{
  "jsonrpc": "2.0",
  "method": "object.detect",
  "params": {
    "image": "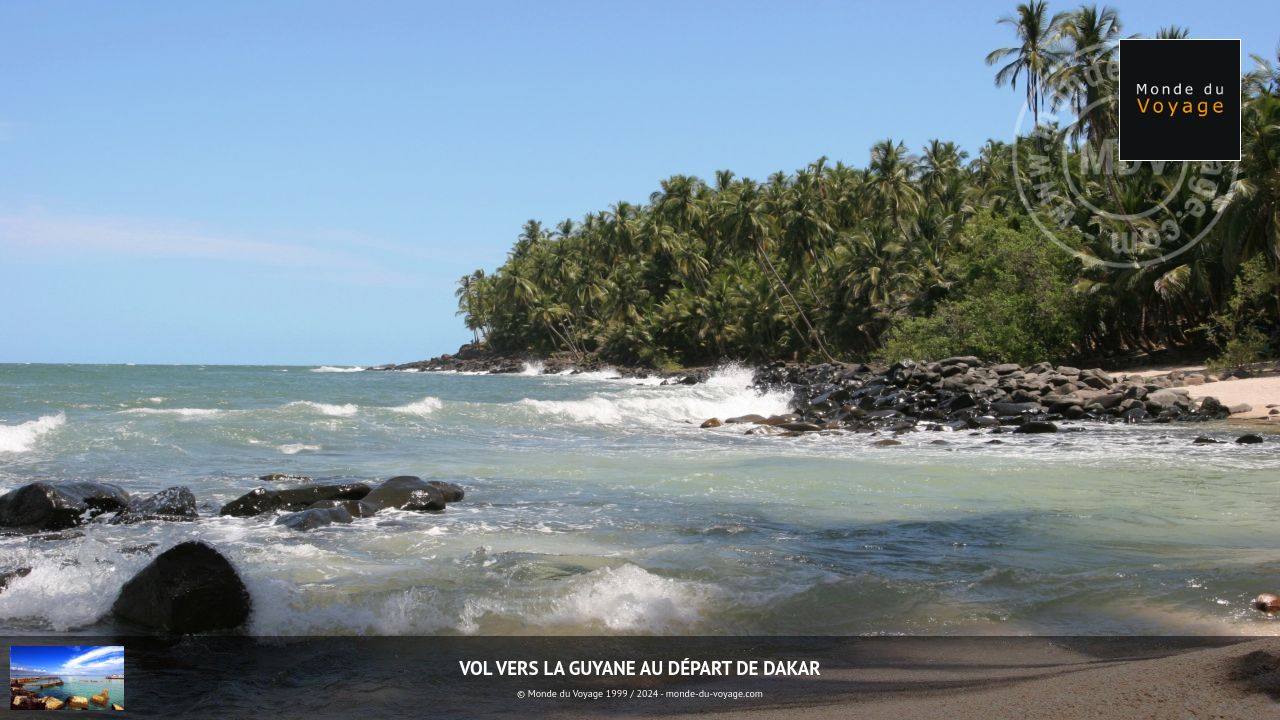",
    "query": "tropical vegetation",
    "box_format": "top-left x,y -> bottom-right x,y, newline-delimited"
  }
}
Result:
456,4 -> 1279,369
